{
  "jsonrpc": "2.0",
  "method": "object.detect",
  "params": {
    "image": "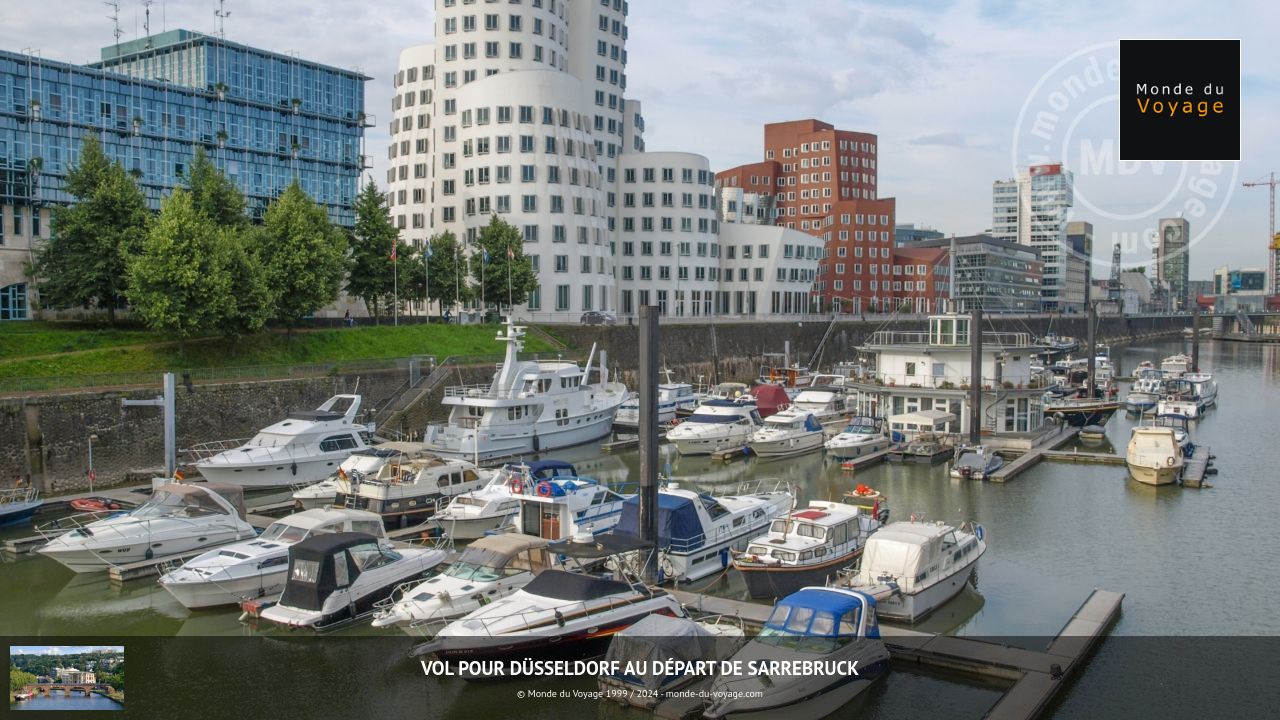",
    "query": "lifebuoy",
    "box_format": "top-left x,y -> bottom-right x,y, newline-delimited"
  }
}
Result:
1166,395 -> 1176,402
535,481 -> 554,497
1166,456 -> 1175,466
508,476 -> 523,494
